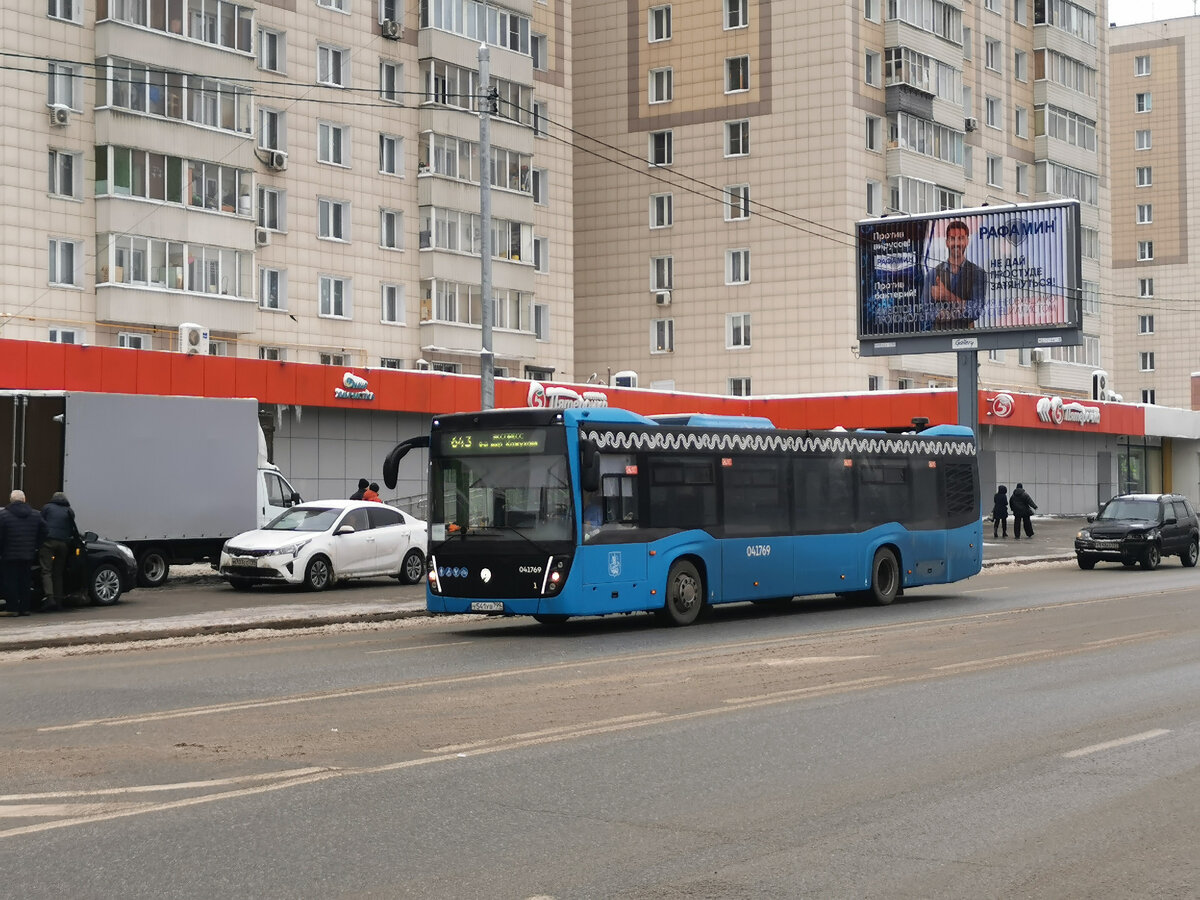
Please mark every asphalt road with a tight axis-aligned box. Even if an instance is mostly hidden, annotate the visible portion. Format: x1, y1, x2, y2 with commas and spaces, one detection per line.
1, 561, 1197, 898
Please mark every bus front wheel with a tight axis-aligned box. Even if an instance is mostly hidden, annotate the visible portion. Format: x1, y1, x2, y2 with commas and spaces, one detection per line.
866, 548, 900, 606
661, 560, 704, 626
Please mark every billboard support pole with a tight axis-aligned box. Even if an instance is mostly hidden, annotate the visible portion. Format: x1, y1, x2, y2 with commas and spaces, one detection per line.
957, 350, 978, 433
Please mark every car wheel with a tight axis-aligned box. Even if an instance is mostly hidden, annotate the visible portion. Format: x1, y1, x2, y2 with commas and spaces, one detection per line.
1140, 543, 1161, 570
399, 549, 425, 585
304, 555, 333, 591
660, 559, 704, 626
227, 577, 254, 592
864, 547, 900, 605
1077, 555, 1097, 570
89, 563, 123, 606
1181, 538, 1199, 568
136, 547, 170, 588
1121, 560, 1137, 568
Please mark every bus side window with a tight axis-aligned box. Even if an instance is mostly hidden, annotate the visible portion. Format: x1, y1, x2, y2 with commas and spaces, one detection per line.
795, 457, 853, 534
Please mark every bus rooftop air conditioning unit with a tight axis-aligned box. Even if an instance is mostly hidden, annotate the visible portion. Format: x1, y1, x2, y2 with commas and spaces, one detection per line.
381, 18, 403, 39
49, 105, 71, 126
267, 150, 288, 171
179, 323, 210, 356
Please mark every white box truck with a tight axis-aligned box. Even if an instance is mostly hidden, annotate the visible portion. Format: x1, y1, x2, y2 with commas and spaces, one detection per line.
0, 391, 301, 587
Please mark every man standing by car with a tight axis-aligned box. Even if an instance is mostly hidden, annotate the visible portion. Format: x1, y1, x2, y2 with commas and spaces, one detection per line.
40, 491, 78, 611
0, 490, 48, 616
1010, 483, 1038, 539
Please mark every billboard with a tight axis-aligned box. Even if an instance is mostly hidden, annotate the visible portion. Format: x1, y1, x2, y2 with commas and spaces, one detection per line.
857, 201, 1081, 351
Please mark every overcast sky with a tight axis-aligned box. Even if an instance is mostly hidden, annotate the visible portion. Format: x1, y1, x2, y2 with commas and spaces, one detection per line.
1108, 0, 1199, 26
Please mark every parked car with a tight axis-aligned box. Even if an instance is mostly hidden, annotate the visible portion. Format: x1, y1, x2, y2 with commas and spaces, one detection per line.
218, 500, 428, 591
1074, 493, 1200, 570
31, 531, 138, 608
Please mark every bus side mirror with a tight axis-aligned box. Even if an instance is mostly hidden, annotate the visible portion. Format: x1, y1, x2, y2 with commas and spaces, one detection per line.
580, 440, 600, 493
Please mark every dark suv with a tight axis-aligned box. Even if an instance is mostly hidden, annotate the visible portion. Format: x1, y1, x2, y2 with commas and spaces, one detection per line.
1075, 493, 1200, 570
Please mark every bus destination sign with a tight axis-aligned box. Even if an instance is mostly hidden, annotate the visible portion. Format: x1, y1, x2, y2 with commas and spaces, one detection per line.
444, 428, 547, 455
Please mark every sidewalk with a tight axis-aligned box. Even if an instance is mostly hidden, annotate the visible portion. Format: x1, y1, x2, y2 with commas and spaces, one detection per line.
0, 517, 1082, 653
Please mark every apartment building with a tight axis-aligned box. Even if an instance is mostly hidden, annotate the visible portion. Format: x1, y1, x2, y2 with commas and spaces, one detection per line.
6, 0, 572, 379
571, 0, 1111, 397
1109, 16, 1198, 410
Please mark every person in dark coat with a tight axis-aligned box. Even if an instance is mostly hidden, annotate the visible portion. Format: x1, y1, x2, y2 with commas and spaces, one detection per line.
1009, 483, 1037, 538
349, 478, 369, 501
0, 490, 49, 616
991, 485, 1009, 538
40, 491, 79, 611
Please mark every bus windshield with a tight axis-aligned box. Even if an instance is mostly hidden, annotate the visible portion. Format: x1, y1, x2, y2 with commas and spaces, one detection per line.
431, 453, 574, 544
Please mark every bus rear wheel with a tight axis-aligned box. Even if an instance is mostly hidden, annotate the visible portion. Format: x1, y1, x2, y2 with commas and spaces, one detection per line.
865, 548, 900, 606
661, 559, 704, 626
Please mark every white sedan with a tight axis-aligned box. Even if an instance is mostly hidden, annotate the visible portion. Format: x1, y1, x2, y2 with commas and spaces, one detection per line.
219, 500, 428, 591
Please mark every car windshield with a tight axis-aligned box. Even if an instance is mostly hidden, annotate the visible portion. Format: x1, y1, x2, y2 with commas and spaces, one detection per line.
263, 506, 342, 532
1097, 498, 1160, 522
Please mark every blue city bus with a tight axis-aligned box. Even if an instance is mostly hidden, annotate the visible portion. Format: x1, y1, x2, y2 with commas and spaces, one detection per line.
417, 406, 982, 626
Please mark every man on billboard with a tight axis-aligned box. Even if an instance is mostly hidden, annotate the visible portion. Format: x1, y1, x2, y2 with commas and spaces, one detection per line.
929, 219, 987, 329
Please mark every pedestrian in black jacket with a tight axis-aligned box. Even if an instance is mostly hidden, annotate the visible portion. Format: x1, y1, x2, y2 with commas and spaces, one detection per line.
1009, 483, 1038, 539
40, 491, 79, 611
991, 485, 1009, 538
349, 478, 369, 501
0, 490, 49, 616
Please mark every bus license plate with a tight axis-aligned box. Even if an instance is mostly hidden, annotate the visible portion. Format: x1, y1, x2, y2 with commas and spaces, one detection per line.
470, 601, 504, 612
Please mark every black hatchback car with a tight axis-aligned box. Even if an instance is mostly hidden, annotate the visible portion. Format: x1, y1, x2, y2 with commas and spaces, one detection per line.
30, 531, 138, 608
1075, 493, 1200, 570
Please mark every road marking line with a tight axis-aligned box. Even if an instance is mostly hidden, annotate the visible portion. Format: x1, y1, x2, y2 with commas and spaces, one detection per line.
0, 768, 330, 802
761, 656, 875, 666
0, 802, 156, 818
1083, 631, 1166, 648
1062, 729, 1171, 759
931, 650, 1052, 670
723, 676, 891, 705
366, 641, 472, 654
426, 713, 663, 753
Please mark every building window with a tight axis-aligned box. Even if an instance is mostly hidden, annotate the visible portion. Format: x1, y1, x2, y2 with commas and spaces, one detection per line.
531, 168, 547, 204
48, 0, 80, 22
318, 199, 349, 241
48, 149, 79, 198
380, 61, 403, 102
534, 303, 550, 341
651, 255, 673, 290
728, 377, 751, 396
649, 67, 673, 103
380, 134, 402, 175
726, 120, 750, 157
1142, 389, 1156, 404
1081, 227, 1099, 260
1135, 92, 1152, 112
48, 239, 77, 286
864, 0, 880, 22
319, 275, 350, 318
865, 51, 880, 87
726, 56, 749, 93
986, 95, 1001, 128
1138, 241, 1154, 261
867, 374, 881, 391
962, 26, 972, 60
1139, 278, 1154, 297
431, 361, 461, 373
1014, 106, 1028, 138
984, 0, 999, 11
258, 187, 286, 231
380, 209, 403, 250
865, 116, 880, 151
1139, 314, 1154, 334
48, 61, 79, 109
259, 109, 285, 151
1018, 348, 1032, 366
1136, 129, 1152, 150
649, 130, 673, 166
1135, 55, 1151, 76
532, 101, 547, 136
1137, 203, 1153, 224
319, 352, 347, 367
1014, 0, 1026, 25
259, 29, 285, 72
985, 38, 1001, 72
318, 123, 349, 166
380, 357, 404, 369
531, 33, 548, 70
986, 155, 1002, 187
1139, 352, 1155, 372
897, 377, 915, 390
533, 236, 549, 272
49, 327, 79, 344
1015, 163, 1028, 195
317, 45, 348, 87
381, 283, 405, 323
318, 0, 348, 10
1014, 49, 1027, 81
260, 268, 286, 309
726, 313, 751, 348
866, 180, 882, 215
726, 249, 750, 284
724, 0, 747, 28
725, 184, 750, 220
259, 346, 284, 361
1137, 166, 1152, 187
117, 332, 145, 350
649, 5, 672, 41
207, 341, 228, 357
650, 193, 673, 228
651, 318, 675, 353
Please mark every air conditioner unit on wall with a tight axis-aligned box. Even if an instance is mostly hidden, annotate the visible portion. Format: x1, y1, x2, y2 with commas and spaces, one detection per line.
178, 322, 210, 356
1092, 369, 1108, 401
964, 116, 978, 132
381, 18, 403, 39
49, 105, 71, 126
255, 228, 271, 247
267, 150, 288, 171
655, 291, 671, 306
